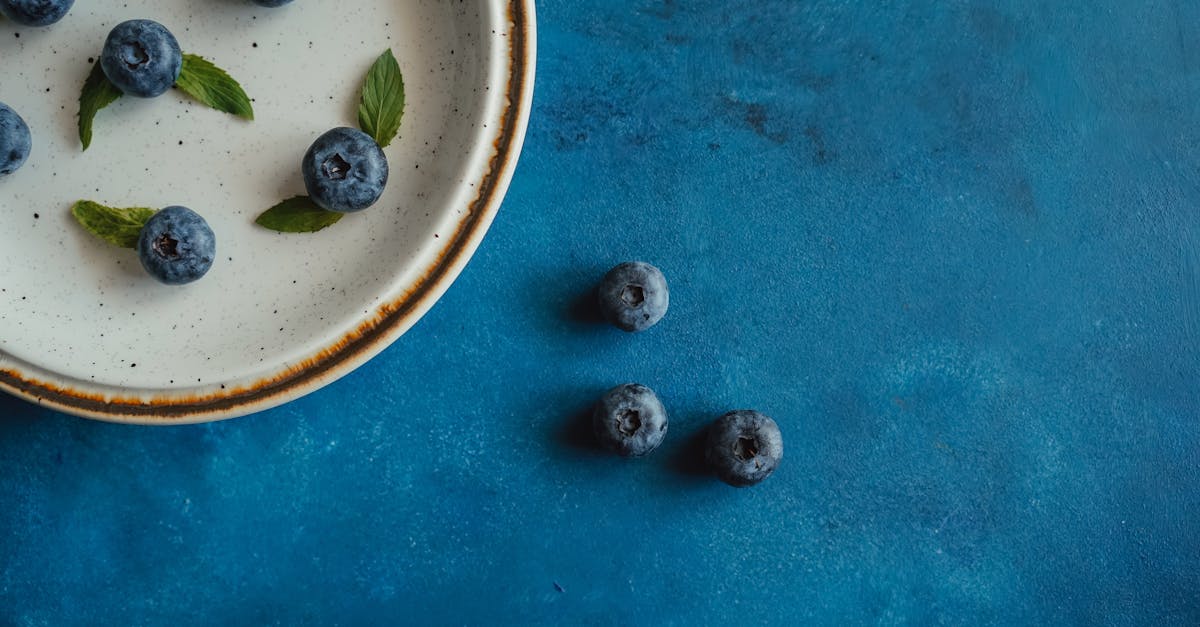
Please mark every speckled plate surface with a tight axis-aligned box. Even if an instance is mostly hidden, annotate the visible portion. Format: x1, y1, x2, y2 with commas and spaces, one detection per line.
0, 0, 535, 423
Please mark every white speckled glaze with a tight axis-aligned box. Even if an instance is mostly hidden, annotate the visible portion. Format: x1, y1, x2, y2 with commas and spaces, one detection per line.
0, 0, 535, 423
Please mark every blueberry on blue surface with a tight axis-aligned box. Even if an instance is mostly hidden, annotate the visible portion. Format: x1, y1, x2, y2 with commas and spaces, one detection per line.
136, 206, 216, 285
593, 383, 669, 457
100, 20, 183, 98
597, 262, 669, 332
0, 0, 74, 27
0, 102, 31, 177
705, 410, 783, 487
251, 0, 293, 6
302, 127, 389, 213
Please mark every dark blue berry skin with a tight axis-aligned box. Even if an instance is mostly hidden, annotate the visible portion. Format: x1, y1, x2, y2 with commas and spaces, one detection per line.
302, 127, 389, 213
100, 20, 183, 98
251, 0, 293, 5
593, 383, 668, 457
706, 410, 783, 487
0, 102, 31, 177
136, 206, 216, 285
0, 0, 74, 26
597, 262, 669, 332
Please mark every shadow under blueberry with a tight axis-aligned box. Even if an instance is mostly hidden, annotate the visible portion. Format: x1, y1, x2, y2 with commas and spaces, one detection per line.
556, 398, 602, 454
670, 419, 712, 478
566, 284, 605, 325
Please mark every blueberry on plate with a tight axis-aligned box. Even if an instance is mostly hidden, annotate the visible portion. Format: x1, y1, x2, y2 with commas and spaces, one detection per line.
0, 102, 31, 177
251, 0, 293, 5
705, 410, 783, 487
100, 19, 183, 98
136, 206, 216, 285
593, 383, 668, 457
597, 261, 669, 332
0, 0, 74, 27
302, 127, 389, 213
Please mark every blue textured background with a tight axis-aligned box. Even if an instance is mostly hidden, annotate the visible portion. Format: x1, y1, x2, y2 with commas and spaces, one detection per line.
3, 1, 1199, 624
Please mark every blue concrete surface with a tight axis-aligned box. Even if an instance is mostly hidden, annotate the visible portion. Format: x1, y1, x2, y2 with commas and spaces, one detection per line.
3, 1, 1199, 624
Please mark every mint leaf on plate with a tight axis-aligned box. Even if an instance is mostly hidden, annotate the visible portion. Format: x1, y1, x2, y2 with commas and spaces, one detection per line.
259, 50, 403, 236
255, 196, 344, 233
70, 201, 156, 248
78, 59, 123, 151
358, 49, 405, 148
176, 54, 254, 120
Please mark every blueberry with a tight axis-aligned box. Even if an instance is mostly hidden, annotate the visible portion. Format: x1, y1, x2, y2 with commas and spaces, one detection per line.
0, 0, 74, 27
0, 102, 31, 177
100, 20, 183, 98
705, 410, 783, 487
593, 383, 668, 457
251, 0, 293, 5
597, 262, 669, 332
136, 206, 216, 285
302, 127, 389, 213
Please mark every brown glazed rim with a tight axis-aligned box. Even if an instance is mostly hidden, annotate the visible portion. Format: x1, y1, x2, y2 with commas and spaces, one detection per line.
0, 0, 535, 424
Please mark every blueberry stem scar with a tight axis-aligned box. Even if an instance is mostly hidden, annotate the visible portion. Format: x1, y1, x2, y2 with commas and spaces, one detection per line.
323, 154, 351, 180
153, 234, 179, 259
734, 436, 758, 461
122, 42, 149, 69
617, 409, 641, 436
621, 284, 645, 307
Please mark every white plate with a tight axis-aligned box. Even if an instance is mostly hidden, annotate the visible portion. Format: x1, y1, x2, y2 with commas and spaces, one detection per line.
0, 0, 535, 423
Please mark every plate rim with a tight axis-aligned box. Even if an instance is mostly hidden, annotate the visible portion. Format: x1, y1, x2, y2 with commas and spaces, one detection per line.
0, 0, 537, 424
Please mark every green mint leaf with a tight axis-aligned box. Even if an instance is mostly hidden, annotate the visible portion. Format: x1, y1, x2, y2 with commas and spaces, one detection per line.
175, 54, 254, 120
255, 196, 344, 233
70, 200, 156, 249
78, 59, 123, 151
357, 49, 405, 147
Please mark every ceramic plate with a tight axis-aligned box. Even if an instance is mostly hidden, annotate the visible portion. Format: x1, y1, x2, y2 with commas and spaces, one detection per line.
0, 0, 535, 423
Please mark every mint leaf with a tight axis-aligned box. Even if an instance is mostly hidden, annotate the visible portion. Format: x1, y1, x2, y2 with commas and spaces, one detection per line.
70, 201, 156, 248
175, 54, 254, 120
78, 59, 123, 151
358, 49, 405, 147
255, 196, 344, 233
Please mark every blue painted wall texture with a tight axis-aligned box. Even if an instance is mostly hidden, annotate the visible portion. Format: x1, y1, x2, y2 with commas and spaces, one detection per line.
3, 1, 1198, 624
